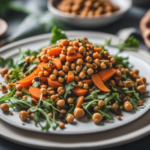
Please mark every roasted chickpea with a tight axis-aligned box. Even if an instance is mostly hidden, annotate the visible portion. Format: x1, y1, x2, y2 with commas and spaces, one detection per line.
68, 47, 75, 54
30, 113, 34, 119
73, 41, 79, 47
75, 76, 80, 82
92, 63, 98, 69
124, 81, 134, 88
118, 80, 124, 87
25, 56, 30, 63
38, 71, 44, 77
27, 109, 31, 115
51, 95, 57, 100
86, 63, 93, 68
98, 100, 105, 107
49, 74, 56, 80
76, 65, 82, 72
63, 65, 69, 72
4, 74, 9, 82
93, 106, 99, 111
57, 87, 64, 93
44, 71, 49, 76
47, 87, 54, 91
133, 69, 139, 75
71, 63, 76, 70
137, 100, 144, 106
87, 68, 94, 75
111, 103, 119, 110
7, 83, 13, 91
66, 114, 74, 123
30, 56, 35, 60
7, 69, 13, 75
48, 112, 53, 118
116, 69, 121, 76
117, 116, 122, 120
136, 78, 144, 85
15, 91, 23, 97
83, 83, 89, 89
100, 62, 107, 69
121, 68, 125, 74
92, 113, 103, 124
22, 95, 29, 99
58, 77, 64, 83
74, 108, 85, 119
60, 109, 66, 114
16, 84, 23, 91
136, 85, 147, 93
19, 111, 28, 121
41, 54, 48, 62
125, 68, 130, 73
115, 65, 122, 70
78, 81, 83, 87
123, 101, 133, 111
86, 56, 92, 63
79, 71, 86, 79
59, 70, 65, 77
0, 85, 7, 93
65, 61, 71, 67
0, 103, 9, 112
94, 59, 100, 66
67, 97, 74, 104
140, 77, 146, 84
132, 73, 139, 81
61, 39, 69, 46
64, 75, 68, 81
104, 51, 109, 57
123, 96, 130, 103
40, 88, 47, 95
59, 122, 65, 129
41, 85, 47, 88
109, 80, 116, 86
0, 68, 8, 77
78, 46, 85, 53
56, 99, 65, 107
110, 57, 115, 64
59, 54, 66, 61
76, 58, 83, 65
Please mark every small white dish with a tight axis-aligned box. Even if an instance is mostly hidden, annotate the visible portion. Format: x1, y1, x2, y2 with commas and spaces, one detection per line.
48, 0, 132, 28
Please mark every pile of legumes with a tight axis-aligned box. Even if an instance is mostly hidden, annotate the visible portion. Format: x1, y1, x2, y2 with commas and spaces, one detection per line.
0, 27, 148, 130
57, 0, 119, 17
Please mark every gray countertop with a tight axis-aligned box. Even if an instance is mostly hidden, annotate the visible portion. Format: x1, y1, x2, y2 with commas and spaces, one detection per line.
0, 0, 150, 149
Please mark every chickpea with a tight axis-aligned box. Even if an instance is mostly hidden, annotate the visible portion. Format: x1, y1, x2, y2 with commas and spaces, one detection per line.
100, 62, 107, 69
92, 113, 103, 124
68, 47, 75, 54
93, 106, 99, 111
56, 99, 65, 107
41, 85, 47, 88
48, 112, 53, 118
115, 65, 122, 70
83, 83, 89, 89
66, 114, 74, 124
27, 109, 31, 115
104, 51, 109, 57
86, 56, 92, 63
74, 108, 85, 119
0, 68, 8, 77
86, 63, 93, 68
73, 41, 79, 47
40, 88, 47, 95
75, 76, 80, 82
63, 65, 69, 72
15, 91, 23, 97
117, 116, 122, 120
65, 61, 71, 67
44, 71, 49, 76
121, 68, 125, 74
47, 87, 54, 91
30, 113, 34, 119
78, 81, 83, 87
41, 54, 48, 62
109, 80, 116, 86
94, 59, 100, 66
118, 80, 124, 87
136, 85, 146, 93
79, 72, 86, 79
123, 96, 130, 103
61, 39, 69, 46
87, 68, 94, 75
25, 56, 30, 63
110, 57, 115, 64
22, 95, 29, 99
19, 111, 28, 121
76, 65, 82, 72
132, 74, 139, 81
0, 103, 9, 112
133, 69, 139, 75
67, 98, 74, 104
7, 69, 13, 75
111, 103, 119, 110
136, 78, 144, 85
123, 101, 133, 111
137, 100, 144, 106
140, 77, 146, 84
38, 71, 44, 77
64, 75, 68, 81
59, 54, 66, 62
92, 63, 98, 69
7, 83, 13, 91
60, 109, 66, 114
98, 100, 105, 107
30, 55, 35, 60
125, 68, 130, 73
51, 95, 57, 100
4, 74, 9, 82
58, 77, 64, 83
59, 70, 65, 77
78, 46, 85, 53
16, 84, 23, 91
50, 74, 56, 80
71, 63, 76, 70
116, 69, 121, 76
124, 81, 134, 88
76, 58, 83, 65
57, 87, 64, 93
59, 122, 65, 129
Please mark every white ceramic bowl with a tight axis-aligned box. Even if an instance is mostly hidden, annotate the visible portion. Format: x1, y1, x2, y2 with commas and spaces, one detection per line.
48, 0, 132, 28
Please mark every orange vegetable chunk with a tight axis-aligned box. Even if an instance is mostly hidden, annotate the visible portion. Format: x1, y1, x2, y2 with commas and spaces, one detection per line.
53, 58, 62, 70
92, 74, 111, 92
82, 79, 93, 86
40, 77, 48, 83
94, 47, 102, 52
47, 47, 62, 56
48, 78, 63, 88
66, 53, 84, 62
76, 96, 84, 108
67, 71, 75, 84
71, 87, 88, 96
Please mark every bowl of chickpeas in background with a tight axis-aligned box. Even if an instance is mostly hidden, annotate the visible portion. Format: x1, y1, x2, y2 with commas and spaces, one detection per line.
48, 0, 132, 28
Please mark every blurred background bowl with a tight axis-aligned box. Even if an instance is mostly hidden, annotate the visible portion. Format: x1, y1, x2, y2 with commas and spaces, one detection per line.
48, 0, 132, 28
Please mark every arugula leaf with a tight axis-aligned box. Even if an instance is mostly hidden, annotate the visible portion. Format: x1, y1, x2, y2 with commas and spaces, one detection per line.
82, 65, 87, 70
33, 111, 41, 123
32, 81, 40, 87
97, 93, 110, 99
64, 81, 76, 98
50, 26, 67, 44
85, 90, 100, 100
28, 64, 37, 71
22, 89, 31, 96
73, 70, 77, 74
111, 85, 118, 91
98, 110, 113, 120
130, 98, 137, 109
65, 104, 75, 117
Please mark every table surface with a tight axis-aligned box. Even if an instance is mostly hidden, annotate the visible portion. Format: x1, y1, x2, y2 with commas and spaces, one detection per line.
0, 0, 150, 150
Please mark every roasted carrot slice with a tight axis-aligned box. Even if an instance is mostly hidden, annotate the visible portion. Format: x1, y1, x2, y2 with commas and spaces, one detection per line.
48, 78, 63, 88
40, 77, 48, 83
92, 74, 111, 92
71, 87, 88, 96
67, 71, 75, 84
53, 58, 62, 70
82, 79, 93, 86
47, 47, 62, 56
94, 47, 102, 52
29, 86, 47, 100
76, 96, 84, 108
66, 53, 84, 62
98, 68, 116, 82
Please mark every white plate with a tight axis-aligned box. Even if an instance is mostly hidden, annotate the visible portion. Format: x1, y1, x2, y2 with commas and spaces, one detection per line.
48, 0, 132, 28
0, 31, 150, 135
